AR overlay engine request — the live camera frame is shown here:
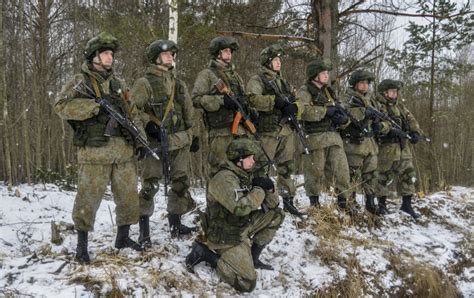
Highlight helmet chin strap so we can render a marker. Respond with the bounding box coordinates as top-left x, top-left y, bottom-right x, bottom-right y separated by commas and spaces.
93, 50, 113, 71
